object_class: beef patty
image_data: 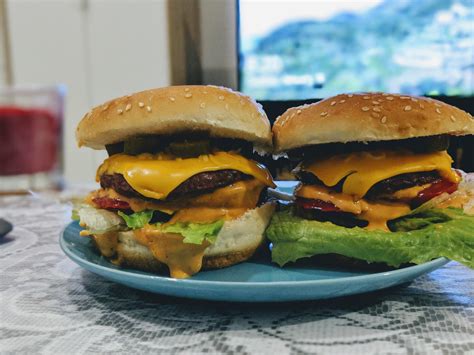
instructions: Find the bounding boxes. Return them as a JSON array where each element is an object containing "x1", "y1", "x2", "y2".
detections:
[
  {"x1": 366, "y1": 171, "x2": 441, "y2": 197},
  {"x1": 297, "y1": 170, "x2": 441, "y2": 197},
  {"x1": 100, "y1": 170, "x2": 250, "y2": 200},
  {"x1": 295, "y1": 171, "x2": 442, "y2": 228},
  {"x1": 295, "y1": 206, "x2": 368, "y2": 228}
]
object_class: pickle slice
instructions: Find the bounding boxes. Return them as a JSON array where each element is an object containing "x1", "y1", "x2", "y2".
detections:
[
  {"x1": 408, "y1": 135, "x2": 449, "y2": 153},
  {"x1": 123, "y1": 136, "x2": 161, "y2": 155},
  {"x1": 167, "y1": 140, "x2": 211, "y2": 157}
]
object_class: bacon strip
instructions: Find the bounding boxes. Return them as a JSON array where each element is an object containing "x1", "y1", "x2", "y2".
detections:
[{"x1": 92, "y1": 196, "x2": 130, "y2": 210}]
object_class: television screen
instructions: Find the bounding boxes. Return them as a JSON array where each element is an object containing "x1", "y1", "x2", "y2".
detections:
[{"x1": 238, "y1": 0, "x2": 474, "y2": 100}]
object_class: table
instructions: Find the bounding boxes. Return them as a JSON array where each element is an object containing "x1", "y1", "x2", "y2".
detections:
[{"x1": 1, "y1": 192, "x2": 473, "y2": 354}]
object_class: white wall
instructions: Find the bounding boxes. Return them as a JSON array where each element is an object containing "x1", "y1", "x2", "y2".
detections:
[
  {"x1": 199, "y1": 0, "x2": 238, "y2": 88},
  {"x1": 0, "y1": 1, "x2": 9, "y2": 85},
  {"x1": 5, "y1": 0, "x2": 171, "y2": 183}
]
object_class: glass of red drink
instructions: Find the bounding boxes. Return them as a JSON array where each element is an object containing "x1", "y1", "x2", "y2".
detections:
[{"x1": 0, "y1": 85, "x2": 65, "y2": 193}]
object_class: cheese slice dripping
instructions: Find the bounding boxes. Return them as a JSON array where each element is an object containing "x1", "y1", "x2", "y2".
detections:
[
  {"x1": 92, "y1": 229, "x2": 210, "y2": 278},
  {"x1": 89, "y1": 232, "x2": 118, "y2": 257},
  {"x1": 97, "y1": 151, "x2": 275, "y2": 200},
  {"x1": 134, "y1": 226, "x2": 210, "y2": 278},
  {"x1": 301, "y1": 150, "x2": 459, "y2": 199},
  {"x1": 295, "y1": 184, "x2": 411, "y2": 231}
]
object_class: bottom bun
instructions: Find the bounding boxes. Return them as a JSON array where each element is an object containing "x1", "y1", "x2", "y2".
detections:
[{"x1": 96, "y1": 202, "x2": 275, "y2": 274}]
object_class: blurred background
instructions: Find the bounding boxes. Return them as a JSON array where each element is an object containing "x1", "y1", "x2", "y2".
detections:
[
  {"x1": 240, "y1": 0, "x2": 473, "y2": 100},
  {"x1": 0, "y1": 0, "x2": 472, "y2": 189}
]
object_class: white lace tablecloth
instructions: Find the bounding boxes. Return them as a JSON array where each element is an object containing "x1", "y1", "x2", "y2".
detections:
[{"x1": 1, "y1": 193, "x2": 473, "y2": 355}]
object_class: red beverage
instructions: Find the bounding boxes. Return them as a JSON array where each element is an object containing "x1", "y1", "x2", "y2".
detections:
[
  {"x1": 0, "y1": 106, "x2": 60, "y2": 175},
  {"x1": 0, "y1": 85, "x2": 64, "y2": 192}
]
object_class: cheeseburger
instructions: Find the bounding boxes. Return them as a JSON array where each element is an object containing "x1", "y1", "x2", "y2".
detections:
[
  {"x1": 75, "y1": 86, "x2": 275, "y2": 278},
  {"x1": 266, "y1": 93, "x2": 474, "y2": 269}
]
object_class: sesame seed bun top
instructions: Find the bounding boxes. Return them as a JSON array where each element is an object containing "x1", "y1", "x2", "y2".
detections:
[
  {"x1": 76, "y1": 85, "x2": 272, "y2": 150},
  {"x1": 272, "y1": 92, "x2": 474, "y2": 153}
]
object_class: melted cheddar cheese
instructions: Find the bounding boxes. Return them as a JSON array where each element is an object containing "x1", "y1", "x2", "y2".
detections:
[
  {"x1": 381, "y1": 184, "x2": 431, "y2": 202},
  {"x1": 86, "y1": 179, "x2": 267, "y2": 278},
  {"x1": 165, "y1": 178, "x2": 265, "y2": 223},
  {"x1": 91, "y1": 232, "x2": 118, "y2": 257},
  {"x1": 88, "y1": 179, "x2": 265, "y2": 223},
  {"x1": 296, "y1": 184, "x2": 411, "y2": 231},
  {"x1": 91, "y1": 229, "x2": 208, "y2": 278},
  {"x1": 97, "y1": 151, "x2": 275, "y2": 200},
  {"x1": 301, "y1": 150, "x2": 459, "y2": 199},
  {"x1": 88, "y1": 152, "x2": 275, "y2": 278},
  {"x1": 134, "y1": 227, "x2": 209, "y2": 278}
]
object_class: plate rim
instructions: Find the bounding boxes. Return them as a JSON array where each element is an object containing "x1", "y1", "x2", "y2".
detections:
[{"x1": 60, "y1": 221, "x2": 450, "y2": 287}]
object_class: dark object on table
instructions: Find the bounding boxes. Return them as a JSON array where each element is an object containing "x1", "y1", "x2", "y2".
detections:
[{"x1": 0, "y1": 218, "x2": 13, "y2": 238}]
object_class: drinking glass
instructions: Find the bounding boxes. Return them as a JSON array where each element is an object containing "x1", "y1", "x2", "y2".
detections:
[{"x1": 0, "y1": 85, "x2": 65, "y2": 193}]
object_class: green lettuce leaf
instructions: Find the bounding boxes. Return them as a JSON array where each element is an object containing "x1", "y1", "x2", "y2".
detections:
[
  {"x1": 71, "y1": 208, "x2": 80, "y2": 221},
  {"x1": 265, "y1": 207, "x2": 474, "y2": 268},
  {"x1": 118, "y1": 210, "x2": 154, "y2": 229},
  {"x1": 163, "y1": 220, "x2": 224, "y2": 244},
  {"x1": 118, "y1": 208, "x2": 224, "y2": 244}
]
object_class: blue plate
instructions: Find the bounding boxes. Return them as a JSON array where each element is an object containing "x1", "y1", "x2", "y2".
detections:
[{"x1": 60, "y1": 221, "x2": 449, "y2": 302}]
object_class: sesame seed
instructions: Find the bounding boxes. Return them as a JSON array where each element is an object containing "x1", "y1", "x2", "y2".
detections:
[
  {"x1": 330, "y1": 101, "x2": 336, "y2": 106},
  {"x1": 169, "y1": 97, "x2": 175, "y2": 102},
  {"x1": 435, "y1": 103, "x2": 442, "y2": 107},
  {"x1": 102, "y1": 105, "x2": 108, "y2": 111},
  {"x1": 436, "y1": 108, "x2": 441, "y2": 114},
  {"x1": 320, "y1": 111, "x2": 328, "y2": 117},
  {"x1": 372, "y1": 101, "x2": 380, "y2": 105},
  {"x1": 450, "y1": 115, "x2": 456, "y2": 122},
  {"x1": 117, "y1": 109, "x2": 123, "y2": 114},
  {"x1": 382, "y1": 93, "x2": 388, "y2": 96},
  {"x1": 381, "y1": 116, "x2": 387, "y2": 123},
  {"x1": 371, "y1": 112, "x2": 380, "y2": 118},
  {"x1": 401, "y1": 96, "x2": 410, "y2": 100},
  {"x1": 218, "y1": 95, "x2": 225, "y2": 100},
  {"x1": 419, "y1": 103, "x2": 425, "y2": 109},
  {"x1": 225, "y1": 103, "x2": 229, "y2": 110},
  {"x1": 362, "y1": 106, "x2": 370, "y2": 111},
  {"x1": 363, "y1": 96, "x2": 370, "y2": 100},
  {"x1": 184, "y1": 93, "x2": 192, "y2": 98},
  {"x1": 290, "y1": 113, "x2": 295, "y2": 119},
  {"x1": 411, "y1": 98, "x2": 418, "y2": 102},
  {"x1": 125, "y1": 103, "x2": 131, "y2": 111},
  {"x1": 297, "y1": 109, "x2": 302, "y2": 115},
  {"x1": 184, "y1": 87, "x2": 190, "y2": 92},
  {"x1": 404, "y1": 105, "x2": 412, "y2": 111},
  {"x1": 339, "y1": 99, "x2": 346, "y2": 103},
  {"x1": 348, "y1": 94, "x2": 353, "y2": 97},
  {"x1": 373, "y1": 106, "x2": 381, "y2": 112},
  {"x1": 138, "y1": 102, "x2": 145, "y2": 108},
  {"x1": 146, "y1": 106, "x2": 152, "y2": 112},
  {"x1": 200, "y1": 102, "x2": 206, "y2": 109},
  {"x1": 386, "y1": 96, "x2": 394, "y2": 100}
]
